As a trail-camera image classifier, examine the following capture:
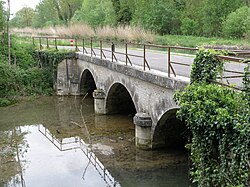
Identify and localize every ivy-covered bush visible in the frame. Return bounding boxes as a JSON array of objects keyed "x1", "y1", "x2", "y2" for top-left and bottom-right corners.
[
  {"x1": 0, "y1": 38, "x2": 73, "y2": 106},
  {"x1": 190, "y1": 49, "x2": 224, "y2": 84},
  {"x1": 174, "y1": 50, "x2": 250, "y2": 186}
]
